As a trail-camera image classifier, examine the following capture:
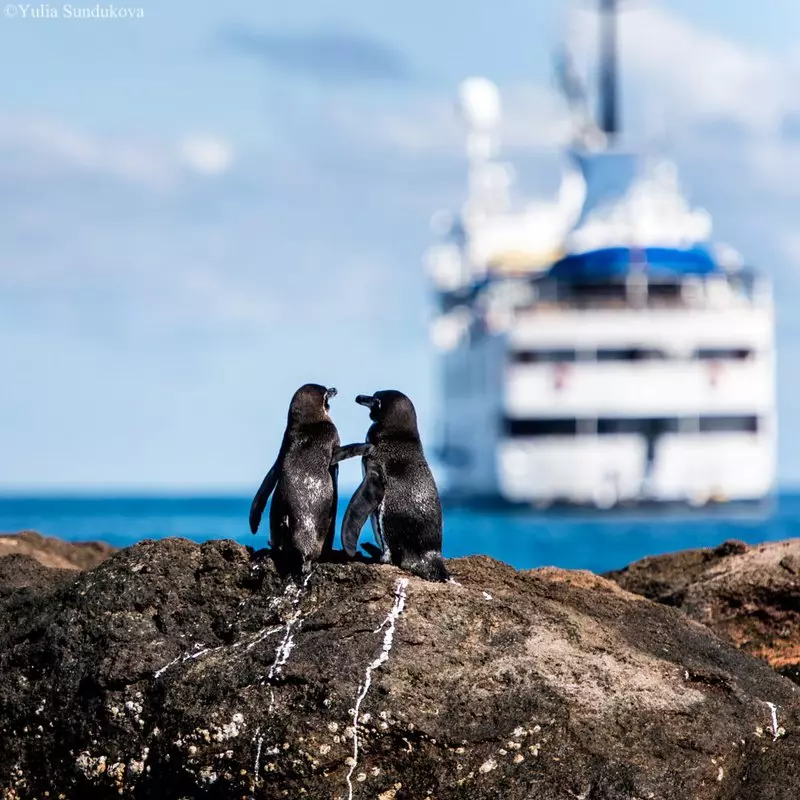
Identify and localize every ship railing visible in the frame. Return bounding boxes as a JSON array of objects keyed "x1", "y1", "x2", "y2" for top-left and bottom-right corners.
[
  {"x1": 502, "y1": 270, "x2": 766, "y2": 311},
  {"x1": 435, "y1": 270, "x2": 771, "y2": 314}
]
